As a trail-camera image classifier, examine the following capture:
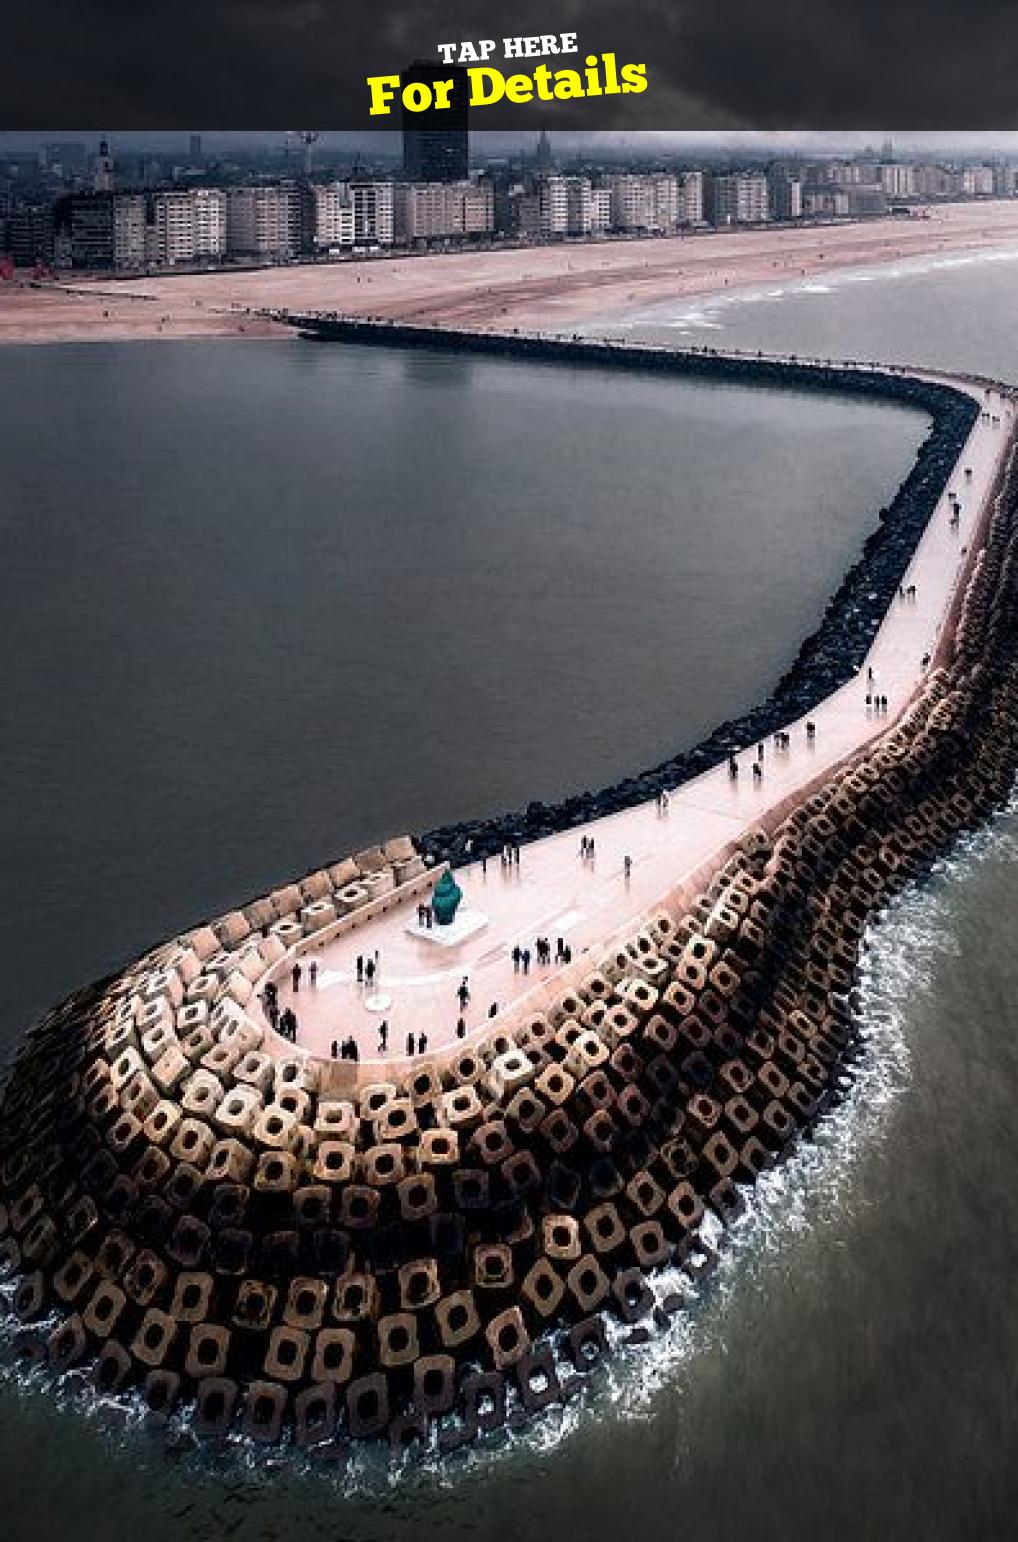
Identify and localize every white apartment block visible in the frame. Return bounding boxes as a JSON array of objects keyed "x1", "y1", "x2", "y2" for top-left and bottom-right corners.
[
  {"x1": 590, "y1": 187, "x2": 612, "y2": 234},
  {"x1": 192, "y1": 189, "x2": 227, "y2": 258},
  {"x1": 226, "y1": 184, "x2": 302, "y2": 258},
  {"x1": 394, "y1": 180, "x2": 493, "y2": 242},
  {"x1": 540, "y1": 175, "x2": 570, "y2": 237},
  {"x1": 112, "y1": 194, "x2": 146, "y2": 269},
  {"x1": 609, "y1": 173, "x2": 680, "y2": 232},
  {"x1": 348, "y1": 182, "x2": 394, "y2": 246},
  {"x1": 879, "y1": 163, "x2": 916, "y2": 199},
  {"x1": 312, "y1": 183, "x2": 355, "y2": 250},
  {"x1": 151, "y1": 188, "x2": 226, "y2": 265},
  {"x1": 962, "y1": 165, "x2": 995, "y2": 197},
  {"x1": 709, "y1": 172, "x2": 769, "y2": 225}
]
